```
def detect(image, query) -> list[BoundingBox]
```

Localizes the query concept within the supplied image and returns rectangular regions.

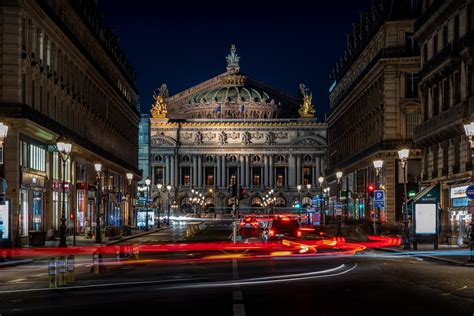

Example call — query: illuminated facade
[149,46,327,213]
[327,0,422,225]
[0,0,140,246]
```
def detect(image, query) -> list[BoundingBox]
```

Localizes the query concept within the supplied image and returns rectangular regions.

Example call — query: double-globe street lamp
[57,137,72,248]
[145,177,151,231]
[398,148,411,250]
[318,175,325,226]
[335,171,343,236]
[166,184,172,225]
[156,183,163,228]
[94,163,103,243]
[373,159,384,235]
[126,173,133,232]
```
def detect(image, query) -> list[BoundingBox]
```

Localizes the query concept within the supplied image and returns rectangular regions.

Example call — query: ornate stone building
[414,0,474,244]
[0,0,140,246]
[327,0,422,225]
[149,46,327,213]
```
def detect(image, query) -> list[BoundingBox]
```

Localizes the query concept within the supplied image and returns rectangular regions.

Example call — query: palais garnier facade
[147,46,327,214]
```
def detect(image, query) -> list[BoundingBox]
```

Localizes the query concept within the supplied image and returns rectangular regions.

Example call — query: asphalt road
[0,221,473,316]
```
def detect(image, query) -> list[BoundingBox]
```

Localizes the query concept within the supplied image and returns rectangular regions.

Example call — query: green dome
[190,86,271,104]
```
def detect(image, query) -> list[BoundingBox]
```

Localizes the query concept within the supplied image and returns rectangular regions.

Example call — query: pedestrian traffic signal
[70,213,74,219]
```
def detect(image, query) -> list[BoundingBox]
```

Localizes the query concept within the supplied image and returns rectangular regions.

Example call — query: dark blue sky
[98,0,372,118]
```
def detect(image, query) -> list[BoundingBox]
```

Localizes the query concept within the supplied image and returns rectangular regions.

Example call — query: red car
[239,216,261,238]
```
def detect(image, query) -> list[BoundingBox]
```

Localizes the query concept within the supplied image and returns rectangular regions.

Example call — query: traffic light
[368,184,375,197]
[70,213,74,219]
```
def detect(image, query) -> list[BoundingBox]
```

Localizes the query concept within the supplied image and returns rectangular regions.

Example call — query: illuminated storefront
[448,185,471,245]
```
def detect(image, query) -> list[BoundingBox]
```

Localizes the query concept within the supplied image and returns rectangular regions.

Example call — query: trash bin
[29,231,46,246]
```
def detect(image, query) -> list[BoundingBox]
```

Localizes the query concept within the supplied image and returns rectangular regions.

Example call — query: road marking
[32,273,47,277]
[8,279,27,283]
[233,290,243,300]
[233,304,246,316]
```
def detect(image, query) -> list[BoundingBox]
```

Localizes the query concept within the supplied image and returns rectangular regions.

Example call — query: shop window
[52,191,59,230]
[20,190,28,236]
[32,191,42,231]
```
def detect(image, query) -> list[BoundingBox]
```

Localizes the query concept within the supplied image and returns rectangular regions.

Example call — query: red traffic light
[70,213,74,219]
[368,184,375,192]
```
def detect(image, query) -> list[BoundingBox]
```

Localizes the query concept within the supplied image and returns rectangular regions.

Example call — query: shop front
[76,182,96,238]
[20,171,46,245]
[448,185,472,246]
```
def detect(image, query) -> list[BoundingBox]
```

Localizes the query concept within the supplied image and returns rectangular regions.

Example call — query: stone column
[192,155,197,187]
[312,166,316,188]
[221,155,226,188]
[296,155,301,186]
[240,156,245,186]
[288,153,294,188]
[264,155,269,187]
[269,155,273,187]
[174,154,178,189]
[165,155,170,185]
[197,155,202,188]
[170,155,175,187]
[216,156,221,188]
[245,156,250,188]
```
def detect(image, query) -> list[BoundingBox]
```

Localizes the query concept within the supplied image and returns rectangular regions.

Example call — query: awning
[409,185,439,204]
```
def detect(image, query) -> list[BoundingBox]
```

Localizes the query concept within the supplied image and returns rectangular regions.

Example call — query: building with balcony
[414,0,474,245]
[327,0,422,225]
[149,46,327,215]
[0,0,140,246]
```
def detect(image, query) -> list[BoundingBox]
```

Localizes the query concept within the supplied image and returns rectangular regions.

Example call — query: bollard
[57,256,66,286]
[132,244,139,260]
[67,255,75,283]
[48,257,57,288]
[91,251,100,274]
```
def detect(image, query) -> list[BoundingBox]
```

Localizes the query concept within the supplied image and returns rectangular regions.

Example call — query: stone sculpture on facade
[193,131,203,145]
[218,131,227,145]
[151,84,169,118]
[241,131,251,146]
[298,83,316,118]
[265,131,276,145]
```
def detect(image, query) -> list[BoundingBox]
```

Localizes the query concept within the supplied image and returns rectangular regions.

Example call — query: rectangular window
[423,44,428,64]
[206,167,214,186]
[52,191,59,230]
[154,166,164,185]
[443,79,450,111]
[454,15,460,41]
[405,32,417,53]
[276,167,285,187]
[405,73,419,98]
[46,41,51,66]
[303,167,312,185]
[432,85,439,116]
[20,190,29,236]
[442,25,448,47]
[252,167,261,186]
[229,167,238,186]
[181,167,191,186]
[432,34,438,54]
[39,32,44,61]
[406,113,421,139]
[453,72,461,105]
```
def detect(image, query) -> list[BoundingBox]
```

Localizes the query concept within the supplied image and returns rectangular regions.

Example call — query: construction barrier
[57,256,66,286]
[67,255,75,283]
[48,257,57,288]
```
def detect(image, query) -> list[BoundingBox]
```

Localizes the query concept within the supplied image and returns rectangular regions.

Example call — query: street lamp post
[156,184,163,228]
[126,173,133,229]
[336,171,343,236]
[398,149,411,250]
[373,160,384,235]
[145,177,151,231]
[318,175,324,226]
[57,138,72,247]
[297,184,302,222]
[166,184,172,225]
[94,163,102,243]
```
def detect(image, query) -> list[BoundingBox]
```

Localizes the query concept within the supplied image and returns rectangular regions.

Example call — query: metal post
[145,185,149,232]
[95,174,102,243]
[157,191,161,228]
[402,162,411,250]
[59,159,67,247]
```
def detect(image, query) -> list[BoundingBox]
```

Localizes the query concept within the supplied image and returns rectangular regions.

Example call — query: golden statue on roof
[298,83,316,118]
[151,84,168,118]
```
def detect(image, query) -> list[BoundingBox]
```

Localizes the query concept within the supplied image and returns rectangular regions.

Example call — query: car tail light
[240,222,245,226]
[297,230,302,237]
[269,229,274,236]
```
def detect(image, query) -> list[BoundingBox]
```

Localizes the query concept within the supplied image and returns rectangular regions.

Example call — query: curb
[106,226,172,245]
[375,247,470,266]
[0,259,34,268]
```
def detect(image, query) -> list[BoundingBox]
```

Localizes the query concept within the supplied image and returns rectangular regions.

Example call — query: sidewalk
[376,244,474,266]
[0,226,171,268]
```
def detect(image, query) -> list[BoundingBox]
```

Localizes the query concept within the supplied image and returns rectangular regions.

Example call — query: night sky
[98,0,373,119]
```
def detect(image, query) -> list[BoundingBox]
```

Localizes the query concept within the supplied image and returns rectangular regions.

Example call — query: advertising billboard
[415,203,437,235]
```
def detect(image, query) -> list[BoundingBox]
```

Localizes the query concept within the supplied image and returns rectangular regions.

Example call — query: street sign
[374,190,384,202]
[374,190,385,208]
[467,185,474,200]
